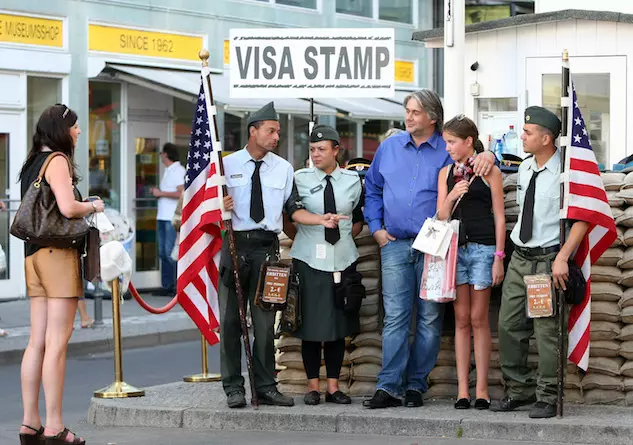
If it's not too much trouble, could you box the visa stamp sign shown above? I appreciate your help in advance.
[229,28,395,99]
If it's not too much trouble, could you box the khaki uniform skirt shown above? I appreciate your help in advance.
[293,259,360,342]
[25,247,83,298]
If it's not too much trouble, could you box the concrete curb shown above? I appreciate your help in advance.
[0,313,199,365]
[87,382,633,444]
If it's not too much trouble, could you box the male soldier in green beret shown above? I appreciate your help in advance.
[493,106,589,418]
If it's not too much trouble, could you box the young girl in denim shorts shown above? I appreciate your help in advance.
[436,115,506,410]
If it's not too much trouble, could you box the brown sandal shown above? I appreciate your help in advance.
[44,428,85,445]
[19,424,44,445]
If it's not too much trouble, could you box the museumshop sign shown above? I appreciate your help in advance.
[0,11,63,48]
[229,28,395,99]
[88,23,204,62]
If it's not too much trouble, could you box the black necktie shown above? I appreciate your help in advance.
[250,160,264,223]
[519,169,543,244]
[324,175,340,245]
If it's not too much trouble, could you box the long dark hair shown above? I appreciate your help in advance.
[19,104,79,183]
[443,114,485,153]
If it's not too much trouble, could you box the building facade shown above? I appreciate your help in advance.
[0,0,432,297]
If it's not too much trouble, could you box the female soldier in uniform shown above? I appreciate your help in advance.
[285,124,364,405]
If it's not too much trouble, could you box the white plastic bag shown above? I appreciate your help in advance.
[0,244,7,274]
[419,220,460,303]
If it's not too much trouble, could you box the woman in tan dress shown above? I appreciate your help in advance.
[18,104,105,445]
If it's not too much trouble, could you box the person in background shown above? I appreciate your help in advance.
[18,104,105,445]
[76,299,93,329]
[378,128,405,143]
[436,115,505,410]
[150,143,186,297]
[219,102,344,409]
[362,90,496,409]
[284,125,363,405]
[0,200,6,337]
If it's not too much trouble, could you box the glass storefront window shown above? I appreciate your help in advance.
[223,113,243,153]
[276,0,317,8]
[293,116,311,169]
[337,0,372,17]
[337,118,357,166]
[379,0,413,24]
[88,82,121,210]
[27,77,61,144]
[173,97,197,162]
[542,74,610,165]
[0,134,8,279]
[362,120,392,160]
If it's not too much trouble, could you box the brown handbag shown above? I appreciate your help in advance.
[10,152,90,248]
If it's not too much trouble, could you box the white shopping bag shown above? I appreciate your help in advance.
[412,217,453,259]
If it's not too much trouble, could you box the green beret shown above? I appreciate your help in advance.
[524,106,561,137]
[247,101,278,128]
[310,124,340,145]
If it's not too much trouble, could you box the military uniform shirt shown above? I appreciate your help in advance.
[290,166,362,272]
[510,149,561,248]
[224,148,300,233]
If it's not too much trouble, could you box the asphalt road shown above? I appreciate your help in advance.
[0,341,587,445]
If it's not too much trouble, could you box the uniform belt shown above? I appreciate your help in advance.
[234,229,278,243]
[514,245,560,257]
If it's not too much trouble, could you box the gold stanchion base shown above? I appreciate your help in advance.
[183,373,221,383]
[94,381,145,399]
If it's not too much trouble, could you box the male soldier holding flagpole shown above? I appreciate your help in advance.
[219,101,346,408]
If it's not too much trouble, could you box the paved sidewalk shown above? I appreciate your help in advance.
[0,294,199,364]
[89,381,633,444]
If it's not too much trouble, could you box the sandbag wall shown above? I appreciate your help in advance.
[275,228,382,396]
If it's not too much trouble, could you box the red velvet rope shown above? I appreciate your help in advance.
[129,282,179,314]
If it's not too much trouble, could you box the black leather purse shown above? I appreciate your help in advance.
[333,263,365,314]
[564,261,586,305]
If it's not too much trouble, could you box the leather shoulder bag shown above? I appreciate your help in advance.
[10,152,90,248]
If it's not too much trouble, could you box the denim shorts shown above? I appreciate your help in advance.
[456,243,496,290]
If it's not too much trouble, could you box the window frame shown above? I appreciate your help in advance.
[237,0,322,12]
[335,0,418,27]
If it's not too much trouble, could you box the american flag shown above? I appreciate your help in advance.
[564,83,617,371]
[177,78,225,346]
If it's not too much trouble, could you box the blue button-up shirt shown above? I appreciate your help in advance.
[364,131,452,239]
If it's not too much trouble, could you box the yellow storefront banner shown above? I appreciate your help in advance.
[0,12,63,47]
[88,23,203,61]
[395,60,415,84]
[224,40,230,65]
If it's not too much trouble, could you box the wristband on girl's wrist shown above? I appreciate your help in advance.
[494,250,506,259]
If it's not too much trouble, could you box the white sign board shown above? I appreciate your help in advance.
[229,28,395,99]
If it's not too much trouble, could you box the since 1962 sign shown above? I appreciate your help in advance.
[229,28,395,99]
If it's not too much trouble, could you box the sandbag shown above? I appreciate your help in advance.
[618,247,633,269]
[611,207,624,221]
[350,363,381,382]
[359,314,380,333]
[490,351,501,369]
[349,380,376,396]
[352,332,382,348]
[359,303,380,317]
[623,378,633,391]
[618,341,633,360]
[622,171,633,189]
[320,365,350,381]
[590,340,620,358]
[591,282,623,302]
[349,346,382,365]
[361,278,379,293]
[612,227,625,248]
[364,293,380,306]
[507,221,516,231]
[617,324,633,341]
[619,288,633,309]
[621,361,633,377]
[425,383,457,400]
[590,301,620,323]
[565,372,582,390]
[602,172,625,191]
[616,188,633,205]
[564,389,584,404]
[503,174,518,192]
[591,266,621,284]
[435,350,457,367]
[357,244,380,260]
[621,306,633,324]
[595,248,625,267]
[277,368,307,384]
[357,260,380,278]
[590,321,621,341]
[277,383,306,395]
[429,366,457,385]
[469,384,504,401]
[582,374,623,391]
[608,191,625,207]
[616,206,633,227]
[277,351,305,369]
[320,380,349,394]
[440,336,455,351]
[627,391,633,406]
[619,269,633,287]
[354,226,377,247]
[276,335,302,353]
[504,191,517,207]
[587,356,624,376]
[469,367,503,386]
[583,389,625,405]
[505,205,520,222]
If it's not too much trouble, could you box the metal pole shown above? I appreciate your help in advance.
[94,278,145,398]
[183,334,221,382]
[557,49,571,418]
[308,98,315,168]
[199,49,259,408]
[93,281,104,326]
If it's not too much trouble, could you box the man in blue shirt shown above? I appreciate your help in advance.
[363,89,496,409]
